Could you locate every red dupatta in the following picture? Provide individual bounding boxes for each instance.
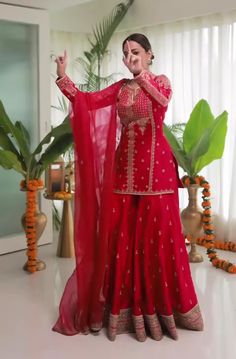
[53,79,126,335]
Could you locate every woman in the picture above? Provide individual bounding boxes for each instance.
[53,33,203,342]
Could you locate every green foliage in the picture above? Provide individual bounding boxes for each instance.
[75,0,134,91]
[163,99,228,177]
[0,100,73,180]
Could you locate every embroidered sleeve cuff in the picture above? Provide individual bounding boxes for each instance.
[56,74,78,101]
[134,71,172,107]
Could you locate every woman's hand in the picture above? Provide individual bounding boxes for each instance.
[123,41,143,75]
[55,50,68,78]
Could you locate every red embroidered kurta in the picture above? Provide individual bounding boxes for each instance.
[56,71,181,195]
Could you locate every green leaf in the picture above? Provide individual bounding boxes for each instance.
[0,149,26,176]
[0,100,30,161]
[183,99,214,153]
[35,133,73,177]
[74,0,134,91]
[163,124,191,173]
[15,121,30,148]
[194,111,228,174]
[57,96,69,114]
[0,128,21,156]
[32,116,71,158]
[187,127,212,176]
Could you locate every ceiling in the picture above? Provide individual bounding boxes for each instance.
[0,0,93,10]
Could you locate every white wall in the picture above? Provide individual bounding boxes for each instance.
[50,0,236,32]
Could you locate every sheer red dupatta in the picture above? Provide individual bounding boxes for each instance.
[53,79,125,335]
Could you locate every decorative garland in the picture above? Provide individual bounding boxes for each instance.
[181,175,236,274]
[20,179,44,273]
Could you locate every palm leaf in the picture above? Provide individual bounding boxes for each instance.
[90,0,134,58]
[75,0,134,91]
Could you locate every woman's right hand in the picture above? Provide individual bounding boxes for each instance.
[123,41,143,75]
[55,50,68,78]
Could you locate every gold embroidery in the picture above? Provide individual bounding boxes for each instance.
[145,314,163,341]
[160,314,178,340]
[132,315,147,342]
[127,123,135,192]
[135,71,171,107]
[113,189,174,195]
[174,304,204,331]
[148,101,155,191]
[136,117,149,135]
[105,304,203,341]
[56,75,77,99]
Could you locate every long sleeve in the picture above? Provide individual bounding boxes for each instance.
[134,71,172,107]
[56,75,78,102]
[56,75,125,110]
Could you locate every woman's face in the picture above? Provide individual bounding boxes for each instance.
[123,40,151,71]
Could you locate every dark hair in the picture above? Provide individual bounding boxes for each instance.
[122,33,154,60]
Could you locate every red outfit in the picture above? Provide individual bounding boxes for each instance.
[53,71,203,341]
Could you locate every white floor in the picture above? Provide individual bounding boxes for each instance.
[0,240,236,359]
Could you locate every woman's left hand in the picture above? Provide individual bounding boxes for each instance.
[123,41,143,75]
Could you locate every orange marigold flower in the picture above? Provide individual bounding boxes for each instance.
[203,209,211,215]
[202,216,211,222]
[194,177,200,185]
[184,177,190,186]
[228,266,236,273]
[212,258,219,266]
[202,201,211,207]
[202,191,211,197]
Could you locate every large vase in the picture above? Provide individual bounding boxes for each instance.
[21,190,47,272]
[181,184,204,263]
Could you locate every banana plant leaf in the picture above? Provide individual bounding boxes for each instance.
[194,110,228,174]
[32,116,71,157]
[164,99,228,177]
[0,99,73,179]
[183,99,214,153]
[0,149,26,176]
[35,133,73,178]
[163,124,191,174]
[0,100,30,160]
[0,128,21,157]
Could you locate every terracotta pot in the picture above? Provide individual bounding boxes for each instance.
[181,184,204,263]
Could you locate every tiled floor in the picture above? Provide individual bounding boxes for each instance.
[0,241,236,359]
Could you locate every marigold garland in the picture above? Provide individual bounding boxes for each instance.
[182,175,236,274]
[20,179,44,273]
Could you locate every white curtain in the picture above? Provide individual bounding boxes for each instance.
[50,11,236,242]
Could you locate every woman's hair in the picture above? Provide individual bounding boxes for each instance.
[122,33,154,60]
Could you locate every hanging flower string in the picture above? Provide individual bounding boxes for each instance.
[20,179,44,273]
[182,175,236,274]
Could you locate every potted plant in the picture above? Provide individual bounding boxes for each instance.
[163,99,230,269]
[0,100,73,272]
